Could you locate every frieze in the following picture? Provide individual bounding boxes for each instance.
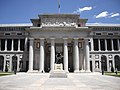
[41,17,77,27]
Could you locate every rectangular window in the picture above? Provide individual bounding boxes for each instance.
[96,33,101,35]
[7,39,12,51]
[17,33,22,35]
[106,39,112,51]
[20,39,25,51]
[5,33,10,35]
[108,33,113,35]
[14,39,18,51]
[1,39,5,50]
[93,39,99,51]
[100,39,105,51]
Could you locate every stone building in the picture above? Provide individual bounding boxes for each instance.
[0,14,120,73]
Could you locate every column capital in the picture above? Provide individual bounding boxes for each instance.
[40,38,45,40]
[29,38,34,40]
[73,38,79,40]
[63,38,68,40]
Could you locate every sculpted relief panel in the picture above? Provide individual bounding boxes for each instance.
[41,17,77,27]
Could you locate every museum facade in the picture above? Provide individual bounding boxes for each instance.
[0,14,120,73]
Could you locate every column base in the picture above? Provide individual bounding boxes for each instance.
[64,70,69,73]
[74,70,79,73]
[27,70,33,73]
[85,70,91,72]
[80,69,85,72]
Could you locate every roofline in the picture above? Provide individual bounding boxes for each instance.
[0,23,120,27]
[0,23,32,27]
[86,23,120,27]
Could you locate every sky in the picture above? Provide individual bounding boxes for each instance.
[0,0,120,24]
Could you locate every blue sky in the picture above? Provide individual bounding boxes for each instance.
[0,0,120,24]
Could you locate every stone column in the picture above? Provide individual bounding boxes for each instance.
[63,38,68,72]
[18,39,20,51]
[98,39,101,51]
[85,39,90,72]
[90,38,94,51]
[5,39,7,51]
[28,38,34,72]
[74,38,79,73]
[105,39,107,51]
[117,39,120,51]
[39,38,45,72]
[50,38,55,71]
[0,39,1,51]
[11,39,13,51]
[24,37,28,52]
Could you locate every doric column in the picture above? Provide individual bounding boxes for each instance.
[5,39,7,51]
[50,38,55,71]
[117,39,120,51]
[39,38,45,72]
[18,39,20,51]
[90,38,94,51]
[24,37,28,52]
[11,39,13,51]
[28,38,34,72]
[0,39,1,51]
[98,39,101,51]
[63,38,68,72]
[74,38,79,73]
[105,39,107,51]
[85,38,90,72]
[111,39,114,51]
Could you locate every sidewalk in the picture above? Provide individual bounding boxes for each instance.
[0,73,120,90]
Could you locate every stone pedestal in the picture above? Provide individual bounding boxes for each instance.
[50,64,67,78]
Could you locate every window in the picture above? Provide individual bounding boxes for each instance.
[93,39,99,51]
[17,33,22,35]
[96,33,101,35]
[5,33,10,35]
[13,39,18,51]
[108,33,113,35]
[100,39,105,51]
[78,24,81,27]
[1,39,5,50]
[106,39,112,51]
[7,39,12,51]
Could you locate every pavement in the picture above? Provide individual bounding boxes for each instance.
[0,72,120,90]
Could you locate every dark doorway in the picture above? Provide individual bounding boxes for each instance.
[90,61,92,72]
[26,61,29,72]
[12,55,17,71]
[114,55,120,71]
[101,55,107,71]
[0,56,4,71]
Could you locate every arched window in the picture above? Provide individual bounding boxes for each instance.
[101,55,107,71]
[114,55,120,71]
[0,56,4,71]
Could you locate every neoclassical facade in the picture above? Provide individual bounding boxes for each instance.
[0,14,120,73]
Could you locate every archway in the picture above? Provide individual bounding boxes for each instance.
[101,55,107,71]
[12,55,18,71]
[114,55,120,71]
[0,56,4,71]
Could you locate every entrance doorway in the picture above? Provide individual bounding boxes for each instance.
[0,56,4,71]
[12,55,17,71]
[101,55,107,71]
[114,55,120,71]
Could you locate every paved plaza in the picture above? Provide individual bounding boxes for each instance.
[0,72,120,90]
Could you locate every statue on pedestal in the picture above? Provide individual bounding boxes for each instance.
[55,52,63,64]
